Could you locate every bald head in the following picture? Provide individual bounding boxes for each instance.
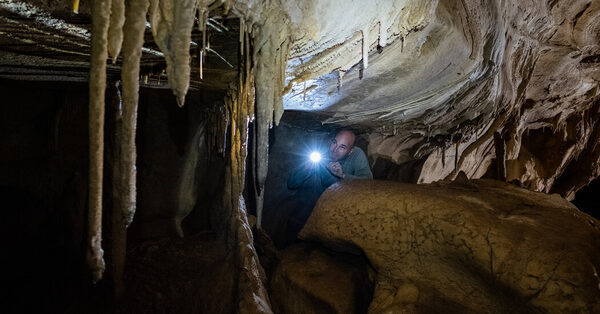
[328,130,356,161]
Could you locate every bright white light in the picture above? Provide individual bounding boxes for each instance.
[309,151,322,163]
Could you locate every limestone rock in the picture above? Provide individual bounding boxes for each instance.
[300,180,600,313]
[270,242,373,314]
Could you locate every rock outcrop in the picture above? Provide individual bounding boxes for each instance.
[300,179,600,313]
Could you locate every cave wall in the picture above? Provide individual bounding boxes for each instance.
[0,78,231,311]
[0,79,93,311]
[129,88,227,243]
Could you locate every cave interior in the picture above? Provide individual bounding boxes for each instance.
[1,0,600,313]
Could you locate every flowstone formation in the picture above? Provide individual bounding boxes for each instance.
[300,179,600,313]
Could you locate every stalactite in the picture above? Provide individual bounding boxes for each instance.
[109,81,126,299]
[454,138,460,170]
[107,0,125,63]
[239,18,244,56]
[199,49,204,80]
[401,35,404,53]
[493,131,506,181]
[197,8,208,80]
[87,0,111,283]
[444,110,509,180]
[275,39,289,122]
[361,28,369,69]
[441,146,446,167]
[252,8,291,231]
[223,0,233,15]
[120,0,149,227]
[379,20,387,48]
[72,0,80,14]
[148,0,201,107]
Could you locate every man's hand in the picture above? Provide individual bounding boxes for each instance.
[327,161,344,178]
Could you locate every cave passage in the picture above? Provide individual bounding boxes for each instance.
[1,0,600,313]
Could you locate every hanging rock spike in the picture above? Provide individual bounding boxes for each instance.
[120,0,150,227]
[379,20,387,47]
[107,0,125,63]
[149,0,201,107]
[88,0,111,283]
[362,28,369,69]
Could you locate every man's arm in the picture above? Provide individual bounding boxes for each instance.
[320,164,340,187]
[287,163,313,189]
[344,148,373,179]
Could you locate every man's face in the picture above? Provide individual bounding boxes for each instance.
[328,131,355,161]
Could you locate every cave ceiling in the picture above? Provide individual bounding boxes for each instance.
[0,0,239,90]
[2,0,599,131]
[1,0,600,197]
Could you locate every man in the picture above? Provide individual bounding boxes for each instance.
[288,129,372,190]
[284,129,372,244]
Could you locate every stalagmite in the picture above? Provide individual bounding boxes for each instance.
[148,0,200,107]
[87,0,111,283]
[107,0,125,62]
[119,0,149,227]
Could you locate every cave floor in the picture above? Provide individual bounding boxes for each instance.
[119,232,236,314]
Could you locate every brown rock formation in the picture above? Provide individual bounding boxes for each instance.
[300,179,600,313]
[270,243,373,314]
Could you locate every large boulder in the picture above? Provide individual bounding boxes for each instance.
[300,179,600,313]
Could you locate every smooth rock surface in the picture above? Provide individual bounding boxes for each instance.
[300,179,600,313]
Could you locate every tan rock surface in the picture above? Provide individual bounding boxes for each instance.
[300,179,600,313]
